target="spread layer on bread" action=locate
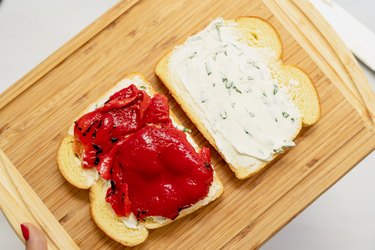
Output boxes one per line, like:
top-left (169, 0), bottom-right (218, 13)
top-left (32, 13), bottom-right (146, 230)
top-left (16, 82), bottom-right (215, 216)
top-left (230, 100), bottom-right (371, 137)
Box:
top-left (168, 18), bottom-right (302, 165)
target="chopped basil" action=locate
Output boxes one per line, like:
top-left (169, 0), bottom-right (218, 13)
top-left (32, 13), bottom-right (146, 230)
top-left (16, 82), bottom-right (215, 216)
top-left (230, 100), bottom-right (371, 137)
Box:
top-left (273, 85), bottom-right (278, 95)
top-left (222, 78), bottom-right (231, 88)
top-left (183, 127), bottom-right (192, 133)
top-left (262, 91), bottom-right (267, 97)
top-left (220, 111), bottom-right (228, 120)
top-left (275, 118), bottom-right (278, 122)
top-left (205, 62), bottom-right (212, 76)
top-left (224, 51), bottom-right (228, 56)
top-left (189, 51), bottom-right (197, 59)
top-left (233, 86), bottom-right (242, 94)
top-left (213, 52), bottom-right (218, 61)
top-left (248, 61), bottom-right (260, 69)
top-left (244, 129), bottom-right (252, 136)
top-left (225, 81), bottom-right (233, 89)
top-left (140, 85), bottom-right (146, 90)
top-left (291, 118), bottom-right (295, 122)
top-left (282, 112), bottom-right (290, 118)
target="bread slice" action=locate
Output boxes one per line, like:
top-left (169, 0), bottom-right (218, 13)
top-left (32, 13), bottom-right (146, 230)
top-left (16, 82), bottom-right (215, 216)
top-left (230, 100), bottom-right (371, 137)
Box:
top-left (57, 73), bottom-right (223, 246)
top-left (155, 17), bottom-right (320, 179)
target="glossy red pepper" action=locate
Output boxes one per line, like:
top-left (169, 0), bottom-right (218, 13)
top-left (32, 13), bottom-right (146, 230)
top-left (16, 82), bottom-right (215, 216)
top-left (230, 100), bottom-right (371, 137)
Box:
top-left (74, 85), bottom-right (165, 168)
top-left (74, 84), bottom-right (213, 220)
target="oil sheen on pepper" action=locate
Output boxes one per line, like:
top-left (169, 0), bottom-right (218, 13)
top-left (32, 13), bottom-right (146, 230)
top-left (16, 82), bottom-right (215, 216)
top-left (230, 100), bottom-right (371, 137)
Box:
top-left (74, 84), bottom-right (213, 220)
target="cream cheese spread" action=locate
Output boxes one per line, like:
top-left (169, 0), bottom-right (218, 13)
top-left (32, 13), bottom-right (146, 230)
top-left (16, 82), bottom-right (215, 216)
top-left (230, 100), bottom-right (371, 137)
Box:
top-left (169, 18), bottom-right (301, 166)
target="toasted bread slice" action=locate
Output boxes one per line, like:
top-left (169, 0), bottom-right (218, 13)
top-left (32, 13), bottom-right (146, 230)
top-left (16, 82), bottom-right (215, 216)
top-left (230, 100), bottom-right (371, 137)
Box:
top-left (57, 73), bottom-right (223, 246)
top-left (155, 17), bottom-right (320, 179)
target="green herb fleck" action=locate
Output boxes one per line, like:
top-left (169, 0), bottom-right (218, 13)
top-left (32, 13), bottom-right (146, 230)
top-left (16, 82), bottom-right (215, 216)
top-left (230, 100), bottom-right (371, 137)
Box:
top-left (189, 51), bottom-right (197, 59)
top-left (249, 112), bottom-right (255, 118)
top-left (244, 129), bottom-right (252, 136)
top-left (248, 76), bottom-right (254, 81)
top-left (291, 118), bottom-right (295, 122)
top-left (273, 85), bottom-right (278, 95)
top-left (234, 86), bottom-right (242, 94)
top-left (262, 91), bottom-right (267, 97)
top-left (183, 127), bottom-right (192, 133)
top-left (222, 78), bottom-right (231, 88)
top-left (220, 111), bottom-right (228, 120)
top-left (140, 85), bottom-right (146, 90)
top-left (224, 51), bottom-right (228, 56)
top-left (248, 61), bottom-right (260, 69)
top-left (213, 52), bottom-right (218, 61)
top-left (282, 112), bottom-right (290, 118)
top-left (225, 81), bottom-right (233, 89)
top-left (205, 63), bottom-right (212, 76)
top-left (275, 118), bottom-right (278, 122)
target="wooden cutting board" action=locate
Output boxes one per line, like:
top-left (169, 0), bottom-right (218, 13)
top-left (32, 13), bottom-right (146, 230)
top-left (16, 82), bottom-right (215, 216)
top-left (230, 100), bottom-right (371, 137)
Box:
top-left (0, 0), bottom-right (374, 249)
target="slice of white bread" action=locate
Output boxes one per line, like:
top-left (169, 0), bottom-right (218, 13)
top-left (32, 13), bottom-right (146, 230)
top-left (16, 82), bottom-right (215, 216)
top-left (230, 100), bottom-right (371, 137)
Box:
top-left (56, 73), bottom-right (223, 246)
top-left (155, 17), bottom-right (320, 179)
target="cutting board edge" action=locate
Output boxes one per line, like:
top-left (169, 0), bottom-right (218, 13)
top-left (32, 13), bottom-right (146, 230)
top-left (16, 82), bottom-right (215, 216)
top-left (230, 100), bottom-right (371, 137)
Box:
top-left (0, 0), bottom-right (141, 111)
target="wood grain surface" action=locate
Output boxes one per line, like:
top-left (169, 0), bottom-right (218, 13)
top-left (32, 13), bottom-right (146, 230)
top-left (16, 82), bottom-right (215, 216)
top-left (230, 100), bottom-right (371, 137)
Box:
top-left (0, 150), bottom-right (78, 249)
top-left (0, 0), bottom-right (374, 249)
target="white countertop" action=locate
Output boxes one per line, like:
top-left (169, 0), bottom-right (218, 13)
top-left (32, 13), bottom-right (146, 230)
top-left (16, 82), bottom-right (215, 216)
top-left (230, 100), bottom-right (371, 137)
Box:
top-left (0, 0), bottom-right (374, 249)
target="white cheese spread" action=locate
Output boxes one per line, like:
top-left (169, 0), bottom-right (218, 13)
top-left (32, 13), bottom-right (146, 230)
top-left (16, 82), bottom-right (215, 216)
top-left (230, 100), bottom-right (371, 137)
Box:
top-left (169, 18), bottom-right (301, 166)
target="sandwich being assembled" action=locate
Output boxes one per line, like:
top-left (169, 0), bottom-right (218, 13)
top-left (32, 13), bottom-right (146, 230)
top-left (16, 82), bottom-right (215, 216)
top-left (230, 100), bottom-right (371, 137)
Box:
top-left (57, 74), bottom-right (223, 246)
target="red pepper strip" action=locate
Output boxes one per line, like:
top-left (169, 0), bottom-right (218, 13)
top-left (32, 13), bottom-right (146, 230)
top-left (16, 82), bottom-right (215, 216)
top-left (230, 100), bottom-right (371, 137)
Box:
top-left (75, 111), bottom-right (102, 132)
top-left (105, 182), bottom-right (131, 217)
top-left (200, 147), bottom-right (211, 166)
top-left (97, 139), bottom-right (126, 179)
top-left (100, 92), bottom-right (139, 112)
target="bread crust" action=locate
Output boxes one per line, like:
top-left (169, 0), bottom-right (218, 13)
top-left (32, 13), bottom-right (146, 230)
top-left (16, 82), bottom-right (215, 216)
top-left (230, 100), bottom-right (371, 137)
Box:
top-left (56, 73), bottom-right (223, 246)
top-left (155, 17), bottom-right (320, 179)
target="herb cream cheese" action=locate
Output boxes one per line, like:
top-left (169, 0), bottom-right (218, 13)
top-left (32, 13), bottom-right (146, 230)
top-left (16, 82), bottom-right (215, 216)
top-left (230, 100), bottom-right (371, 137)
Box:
top-left (169, 18), bottom-right (301, 166)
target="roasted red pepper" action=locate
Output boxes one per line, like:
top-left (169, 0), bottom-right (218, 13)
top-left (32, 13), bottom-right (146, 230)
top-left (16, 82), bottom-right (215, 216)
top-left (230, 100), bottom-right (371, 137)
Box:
top-left (74, 84), bottom-right (213, 219)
